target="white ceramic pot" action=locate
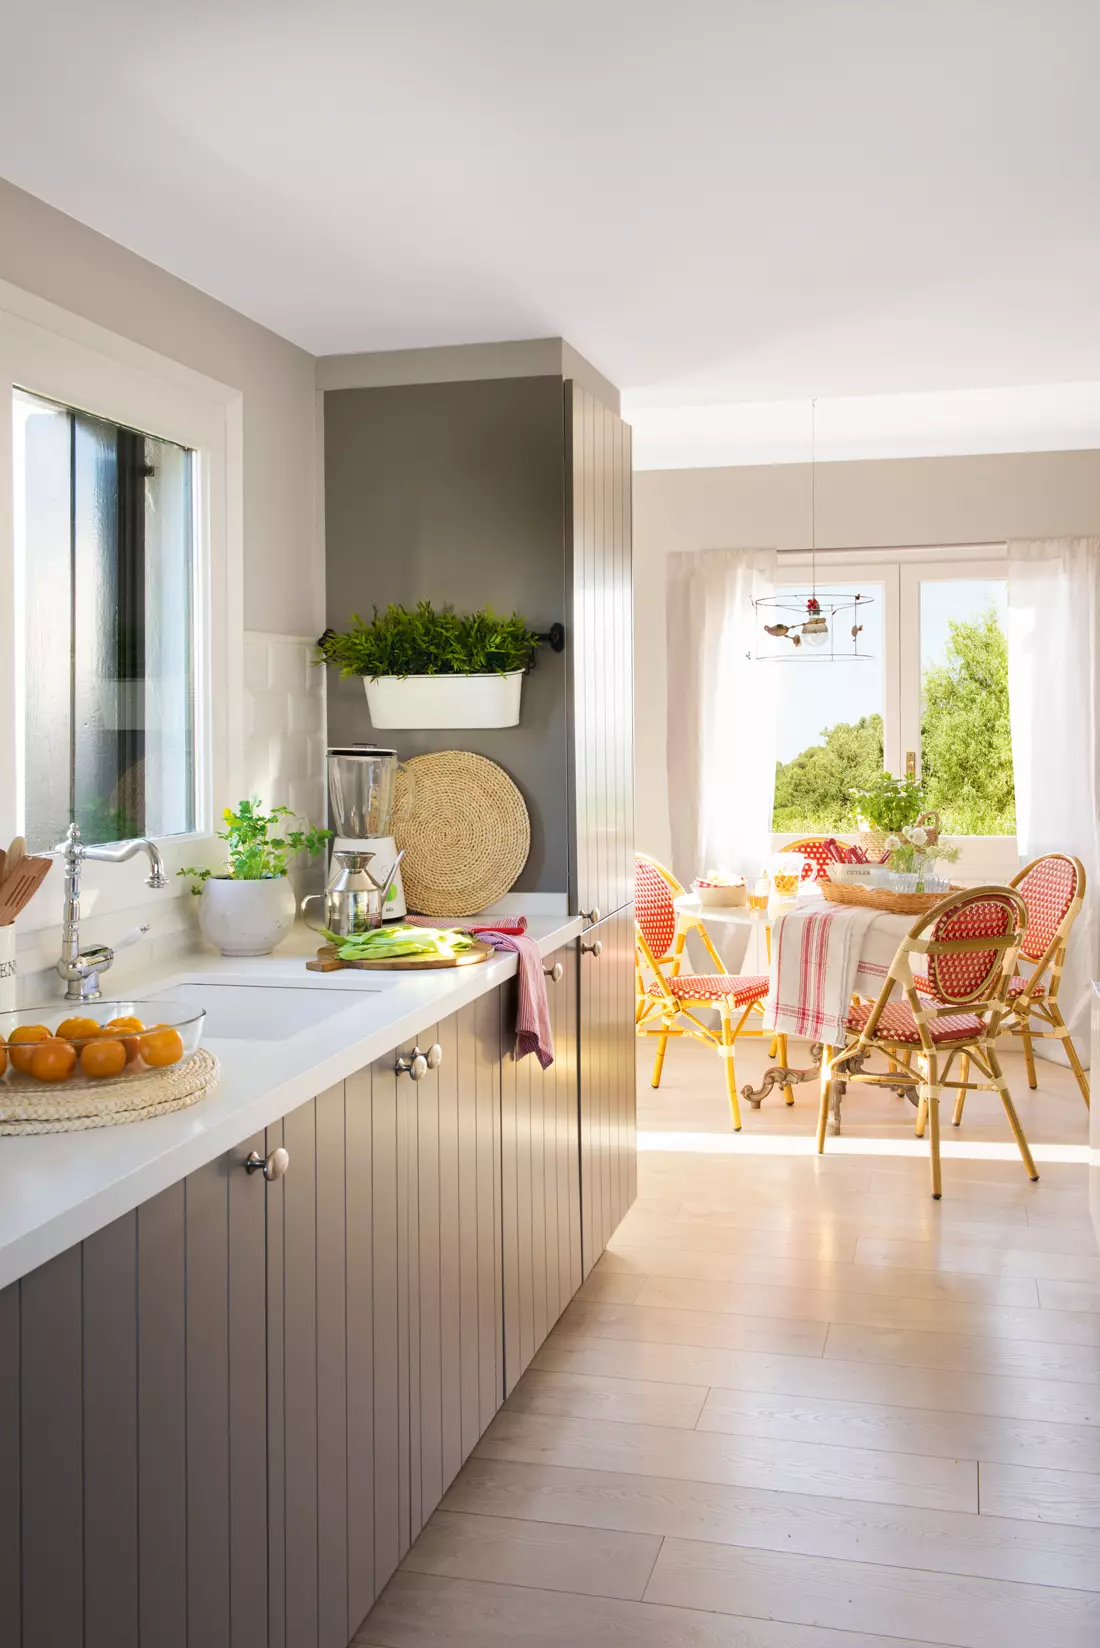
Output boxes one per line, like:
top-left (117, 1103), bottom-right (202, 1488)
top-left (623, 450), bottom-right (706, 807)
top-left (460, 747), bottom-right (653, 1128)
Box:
top-left (198, 875), bottom-right (297, 956)
top-left (364, 671), bottom-right (523, 729)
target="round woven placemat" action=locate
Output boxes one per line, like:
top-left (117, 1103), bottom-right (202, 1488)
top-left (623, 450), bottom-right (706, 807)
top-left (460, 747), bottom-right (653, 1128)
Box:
top-left (393, 751), bottom-right (530, 916)
top-left (0, 1047), bottom-right (220, 1135)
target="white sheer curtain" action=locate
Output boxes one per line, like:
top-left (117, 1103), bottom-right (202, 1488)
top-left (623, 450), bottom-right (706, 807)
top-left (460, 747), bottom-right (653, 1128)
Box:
top-left (1007, 537), bottom-right (1100, 1063)
top-left (666, 548), bottom-right (777, 889)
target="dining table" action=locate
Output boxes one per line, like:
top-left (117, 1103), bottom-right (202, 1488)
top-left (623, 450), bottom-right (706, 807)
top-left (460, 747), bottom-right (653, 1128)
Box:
top-left (674, 887), bottom-right (925, 1130)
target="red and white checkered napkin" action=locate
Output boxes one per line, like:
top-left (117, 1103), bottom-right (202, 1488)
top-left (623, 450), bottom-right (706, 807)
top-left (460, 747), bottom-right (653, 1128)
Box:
top-left (404, 915), bottom-right (552, 1067)
top-left (764, 903), bottom-right (878, 1043)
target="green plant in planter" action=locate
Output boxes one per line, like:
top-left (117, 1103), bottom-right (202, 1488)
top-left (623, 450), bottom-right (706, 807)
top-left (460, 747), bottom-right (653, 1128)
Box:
top-left (316, 602), bottom-right (541, 680)
top-left (179, 799), bottom-right (331, 891)
top-left (849, 771), bottom-right (925, 834)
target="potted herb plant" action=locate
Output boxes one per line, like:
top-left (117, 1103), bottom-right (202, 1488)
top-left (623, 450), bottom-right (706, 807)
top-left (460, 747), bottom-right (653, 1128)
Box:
top-left (180, 800), bottom-right (332, 956)
top-left (849, 771), bottom-right (926, 859)
top-left (317, 602), bottom-right (542, 729)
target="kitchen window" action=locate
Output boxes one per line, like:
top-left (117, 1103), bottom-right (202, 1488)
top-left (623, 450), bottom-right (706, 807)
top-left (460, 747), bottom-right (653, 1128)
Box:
top-left (14, 390), bottom-right (197, 853)
top-left (0, 283), bottom-right (243, 927)
top-left (772, 547), bottom-right (1016, 873)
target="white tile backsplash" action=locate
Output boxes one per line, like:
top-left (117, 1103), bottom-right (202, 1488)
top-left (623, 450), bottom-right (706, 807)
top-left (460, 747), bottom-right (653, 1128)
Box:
top-left (241, 632), bottom-right (327, 896)
top-left (12, 632), bottom-right (328, 1006)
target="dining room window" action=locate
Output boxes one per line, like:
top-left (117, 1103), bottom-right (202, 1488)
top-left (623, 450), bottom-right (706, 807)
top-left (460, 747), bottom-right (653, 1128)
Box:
top-left (772, 548), bottom-right (1015, 855)
top-left (772, 580), bottom-right (886, 832)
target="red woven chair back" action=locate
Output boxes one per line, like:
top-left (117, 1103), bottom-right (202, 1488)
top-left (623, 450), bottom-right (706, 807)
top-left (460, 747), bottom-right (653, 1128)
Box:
top-left (635, 855), bottom-right (679, 957)
top-left (786, 838), bottom-right (845, 882)
top-left (1013, 854), bottom-right (1081, 964)
top-left (924, 890), bottom-right (1023, 1007)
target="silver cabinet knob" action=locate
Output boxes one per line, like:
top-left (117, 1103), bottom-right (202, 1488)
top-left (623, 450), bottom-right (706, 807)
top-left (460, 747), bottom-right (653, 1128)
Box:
top-left (580, 907), bottom-right (601, 925)
top-left (245, 1147), bottom-right (290, 1181)
top-left (581, 939), bottom-right (603, 957)
top-left (396, 1051), bottom-right (429, 1081)
top-left (545, 961), bottom-right (564, 983)
top-left (426, 1043), bottom-right (443, 1070)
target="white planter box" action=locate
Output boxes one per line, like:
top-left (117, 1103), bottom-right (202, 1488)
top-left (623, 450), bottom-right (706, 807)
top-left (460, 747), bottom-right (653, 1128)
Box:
top-left (364, 671), bottom-right (523, 730)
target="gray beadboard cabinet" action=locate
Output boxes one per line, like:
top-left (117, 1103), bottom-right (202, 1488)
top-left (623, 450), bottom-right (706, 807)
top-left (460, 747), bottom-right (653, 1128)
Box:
top-left (579, 907), bottom-right (638, 1277)
top-left (500, 941), bottom-right (582, 1393)
top-left (0, 929), bottom-right (643, 1648)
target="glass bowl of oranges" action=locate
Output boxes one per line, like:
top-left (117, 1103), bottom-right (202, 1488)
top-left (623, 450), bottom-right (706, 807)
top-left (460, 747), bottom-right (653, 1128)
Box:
top-left (0, 1000), bottom-right (205, 1086)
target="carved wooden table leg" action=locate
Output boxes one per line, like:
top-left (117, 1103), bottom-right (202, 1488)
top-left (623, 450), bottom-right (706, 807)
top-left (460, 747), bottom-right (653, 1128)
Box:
top-left (742, 1043), bottom-right (824, 1109)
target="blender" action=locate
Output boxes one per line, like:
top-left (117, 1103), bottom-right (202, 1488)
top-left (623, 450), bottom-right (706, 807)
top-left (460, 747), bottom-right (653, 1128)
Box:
top-left (326, 745), bottom-right (407, 919)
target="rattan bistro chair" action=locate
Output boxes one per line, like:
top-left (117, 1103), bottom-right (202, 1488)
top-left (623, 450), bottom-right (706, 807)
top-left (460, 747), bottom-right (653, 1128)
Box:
top-left (817, 886), bottom-right (1037, 1199)
top-left (785, 837), bottom-right (844, 883)
top-left (949, 853), bottom-right (1089, 1123)
top-left (635, 853), bottom-right (790, 1131)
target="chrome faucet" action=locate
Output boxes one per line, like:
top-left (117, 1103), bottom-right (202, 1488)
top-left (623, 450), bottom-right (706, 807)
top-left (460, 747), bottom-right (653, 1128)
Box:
top-left (55, 822), bottom-right (168, 1001)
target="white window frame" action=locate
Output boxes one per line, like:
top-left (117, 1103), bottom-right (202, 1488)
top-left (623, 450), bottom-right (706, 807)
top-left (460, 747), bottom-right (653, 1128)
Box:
top-left (0, 278), bottom-right (244, 932)
top-left (771, 543), bottom-right (1017, 882)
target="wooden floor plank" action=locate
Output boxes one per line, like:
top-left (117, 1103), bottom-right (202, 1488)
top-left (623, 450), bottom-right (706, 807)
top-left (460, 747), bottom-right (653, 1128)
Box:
top-left (600, 1244), bottom-right (1042, 1308)
top-left (854, 1236), bottom-right (1100, 1284)
top-left (401, 1508), bottom-right (661, 1599)
top-left (644, 1535), bottom-right (1100, 1648)
top-left (697, 1385), bottom-right (1100, 1474)
top-left (573, 1270), bottom-right (648, 1305)
top-left (442, 1457), bottom-right (1100, 1593)
top-left (535, 1330), bottom-right (1100, 1426)
top-left (476, 1408), bottom-right (977, 1512)
top-left (356, 1570), bottom-right (952, 1647)
top-left (505, 1367), bottom-right (709, 1430)
top-left (824, 1320), bottom-right (1100, 1383)
top-left (610, 1217), bottom-right (861, 1263)
top-left (1039, 1278), bottom-right (1100, 1314)
top-left (980, 1460), bottom-right (1100, 1528)
top-left (633, 1273), bottom-right (1100, 1345)
top-left (558, 1298), bottom-right (829, 1358)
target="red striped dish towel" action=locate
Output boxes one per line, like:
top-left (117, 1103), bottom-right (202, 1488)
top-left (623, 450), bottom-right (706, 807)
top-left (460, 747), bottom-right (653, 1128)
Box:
top-left (764, 904), bottom-right (877, 1043)
top-left (405, 916), bottom-right (553, 1067)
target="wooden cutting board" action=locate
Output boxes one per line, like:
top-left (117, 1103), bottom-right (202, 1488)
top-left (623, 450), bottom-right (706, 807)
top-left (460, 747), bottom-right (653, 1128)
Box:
top-left (306, 940), bottom-right (495, 974)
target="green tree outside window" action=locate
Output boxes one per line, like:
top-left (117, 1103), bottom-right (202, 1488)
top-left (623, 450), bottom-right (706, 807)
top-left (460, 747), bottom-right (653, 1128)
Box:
top-left (771, 605), bottom-right (1015, 836)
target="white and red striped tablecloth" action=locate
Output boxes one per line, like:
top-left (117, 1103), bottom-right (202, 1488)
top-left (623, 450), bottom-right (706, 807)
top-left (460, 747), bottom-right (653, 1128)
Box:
top-left (764, 897), bottom-right (913, 1044)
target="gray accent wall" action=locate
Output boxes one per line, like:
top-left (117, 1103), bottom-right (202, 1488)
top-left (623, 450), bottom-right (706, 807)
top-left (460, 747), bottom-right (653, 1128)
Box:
top-left (324, 375), bottom-right (571, 893)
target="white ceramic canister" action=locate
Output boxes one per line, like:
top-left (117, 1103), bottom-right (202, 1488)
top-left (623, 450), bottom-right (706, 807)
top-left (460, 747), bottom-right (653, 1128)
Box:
top-left (0, 925), bottom-right (16, 1012)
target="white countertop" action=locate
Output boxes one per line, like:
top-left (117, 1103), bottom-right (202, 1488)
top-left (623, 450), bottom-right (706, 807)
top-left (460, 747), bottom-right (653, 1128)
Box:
top-left (0, 914), bottom-right (582, 1291)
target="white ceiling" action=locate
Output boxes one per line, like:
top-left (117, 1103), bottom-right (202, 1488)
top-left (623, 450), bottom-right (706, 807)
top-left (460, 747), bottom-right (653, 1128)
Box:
top-left (3, 1), bottom-right (1099, 444)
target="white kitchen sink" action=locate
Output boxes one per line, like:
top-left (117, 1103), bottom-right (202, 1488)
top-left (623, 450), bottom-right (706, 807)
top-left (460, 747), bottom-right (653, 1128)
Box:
top-left (144, 980), bottom-right (379, 1042)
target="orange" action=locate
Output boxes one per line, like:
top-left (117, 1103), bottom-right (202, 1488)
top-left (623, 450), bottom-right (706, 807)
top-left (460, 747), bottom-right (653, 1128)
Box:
top-left (29, 1038), bottom-right (77, 1082)
top-left (106, 1016), bottom-right (146, 1062)
top-left (56, 1015), bottom-right (103, 1044)
top-left (9, 1024), bottom-right (51, 1073)
top-left (80, 1037), bottom-right (127, 1080)
top-left (139, 1025), bottom-right (184, 1068)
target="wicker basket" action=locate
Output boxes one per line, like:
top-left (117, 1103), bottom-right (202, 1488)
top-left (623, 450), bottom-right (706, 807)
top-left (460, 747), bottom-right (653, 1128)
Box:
top-left (819, 878), bottom-right (961, 916)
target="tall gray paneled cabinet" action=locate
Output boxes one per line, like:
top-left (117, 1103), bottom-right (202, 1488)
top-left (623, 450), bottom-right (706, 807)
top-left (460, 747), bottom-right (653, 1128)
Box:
top-left (324, 366), bottom-right (638, 1276)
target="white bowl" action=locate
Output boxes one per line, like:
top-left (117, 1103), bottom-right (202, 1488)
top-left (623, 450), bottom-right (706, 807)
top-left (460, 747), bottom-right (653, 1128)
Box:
top-left (693, 882), bottom-right (747, 907)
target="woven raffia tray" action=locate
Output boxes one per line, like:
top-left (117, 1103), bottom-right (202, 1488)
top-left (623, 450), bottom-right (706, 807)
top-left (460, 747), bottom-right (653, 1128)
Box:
top-left (393, 750), bottom-right (530, 916)
top-left (0, 1048), bottom-right (219, 1135)
top-left (820, 879), bottom-right (962, 916)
